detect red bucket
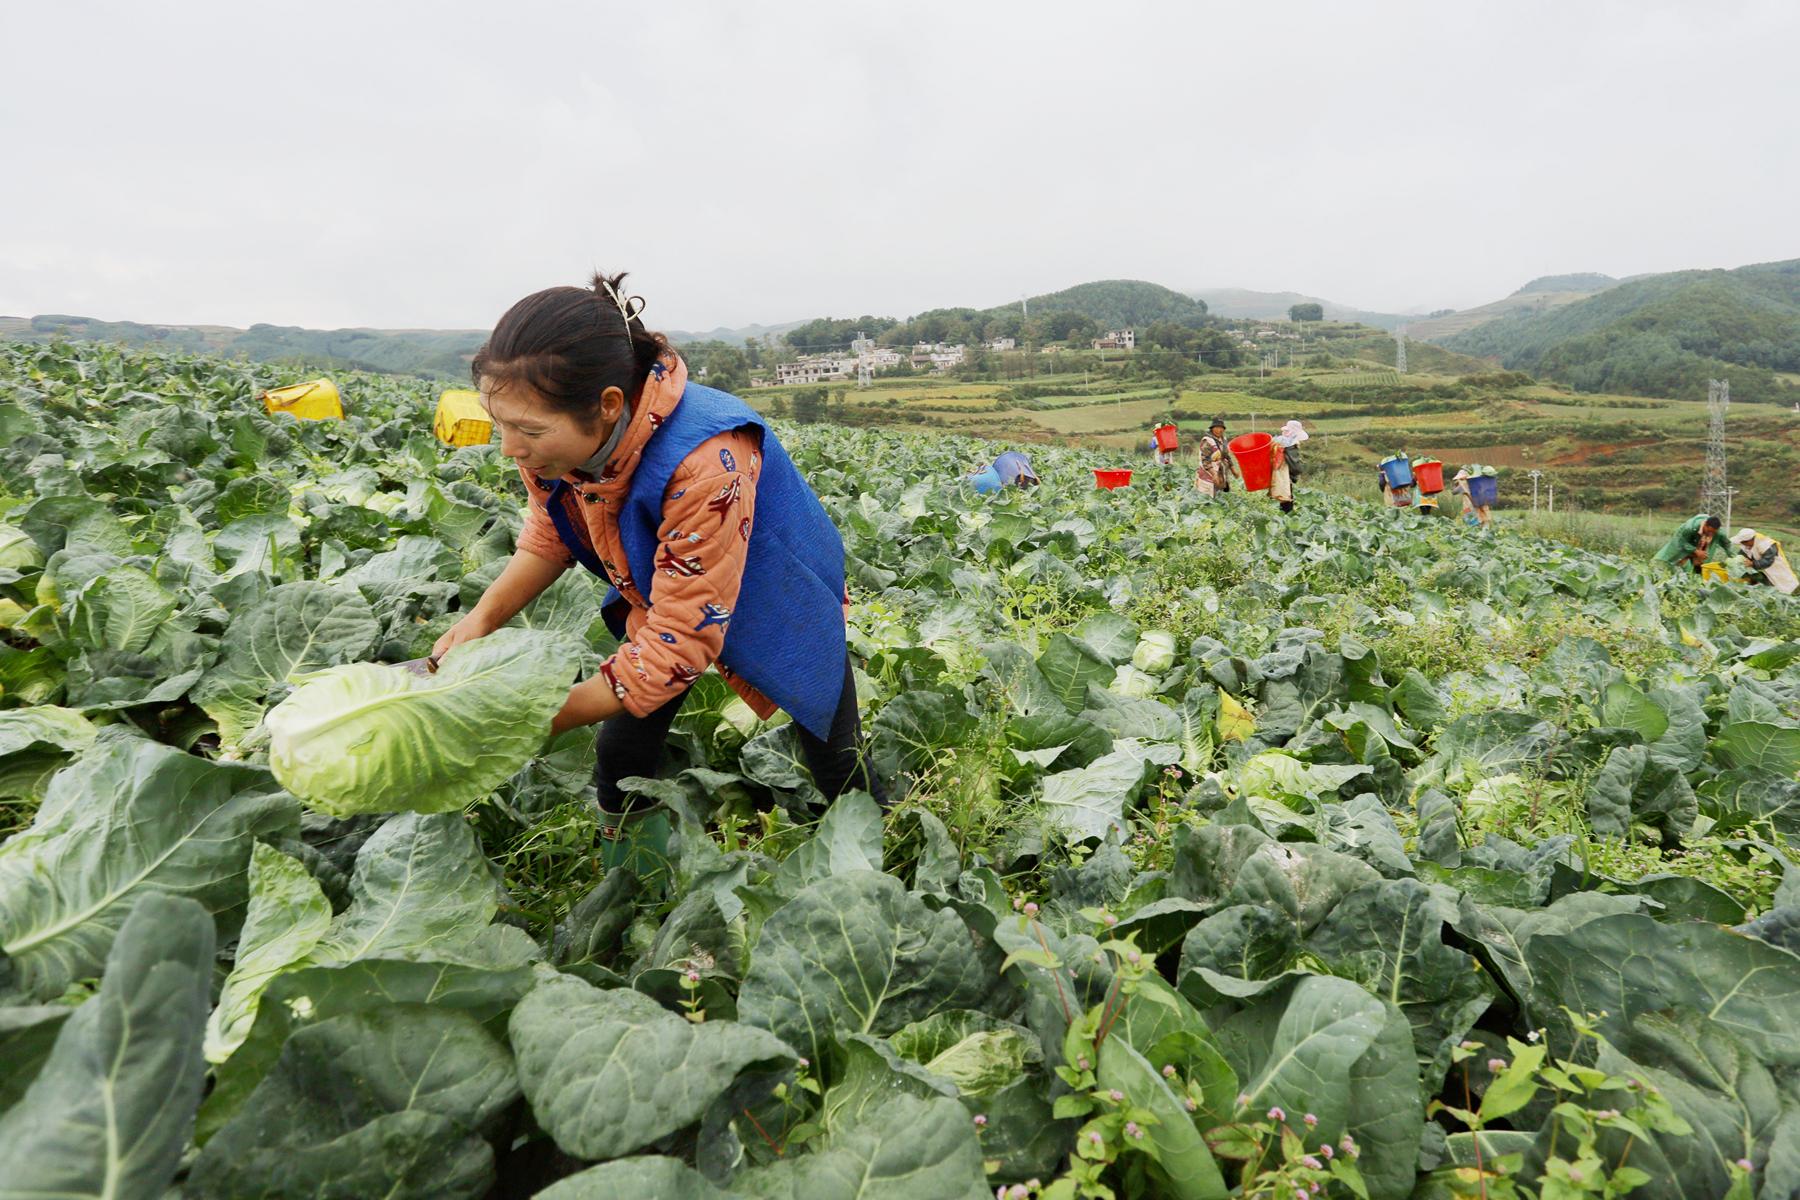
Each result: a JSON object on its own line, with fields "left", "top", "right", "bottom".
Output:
{"left": 1229, "top": 432, "right": 1274, "bottom": 492}
{"left": 1093, "top": 469, "right": 1133, "bottom": 490}
{"left": 1414, "top": 459, "right": 1444, "bottom": 494}
{"left": 1153, "top": 424, "right": 1179, "bottom": 452}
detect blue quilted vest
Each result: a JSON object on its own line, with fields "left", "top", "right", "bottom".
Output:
{"left": 542, "top": 384, "right": 848, "bottom": 739}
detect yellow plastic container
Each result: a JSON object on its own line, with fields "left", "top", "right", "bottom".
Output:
{"left": 434, "top": 389, "right": 493, "bottom": 447}
{"left": 261, "top": 379, "right": 342, "bottom": 421}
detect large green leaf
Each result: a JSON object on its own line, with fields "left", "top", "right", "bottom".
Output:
{"left": 1037, "top": 632, "right": 1114, "bottom": 711}
{"left": 734, "top": 1093, "right": 990, "bottom": 1200}
{"left": 1600, "top": 680, "right": 1669, "bottom": 743}
{"left": 203, "top": 813, "right": 530, "bottom": 1067}
{"left": 1305, "top": 878, "right": 1494, "bottom": 1080}
{"left": 1039, "top": 741, "right": 1177, "bottom": 841}
{"left": 1713, "top": 721, "right": 1800, "bottom": 776}
{"left": 200, "top": 957, "right": 535, "bottom": 1142}
{"left": 1588, "top": 1011, "right": 1791, "bottom": 1200}
{"left": 189, "top": 1005, "right": 516, "bottom": 1200}
{"left": 203, "top": 842, "right": 333, "bottom": 1062}
{"left": 191, "top": 579, "right": 380, "bottom": 747}
{"left": 871, "top": 689, "right": 976, "bottom": 780}
{"left": 66, "top": 563, "right": 176, "bottom": 654}
{"left": 1093, "top": 1034, "right": 1229, "bottom": 1199}
{"left": 266, "top": 626, "right": 576, "bottom": 815}
{"left": 0, "top": 739, "right": 294, "bottom": 1001}
{"left": 0, "top": 1004, "right": 69, "bottom": 1110}
{"left": 738, "top": 870, "right": 993, "bottom": 1064}
{"left": 0, "top": 894, "right": 213, "bottom": 1200}
{"left": 509, "top": 973, "right": 794, "bottom": 1160}
{"left": 1216, "top": 975, "right": 1425, "bottom": 1200}
{"left": 1527, "top": 912, "right": 1800, "bottom": 1065}
{"left": 820, "top": 1031, "right": 959, "bottom": 1132}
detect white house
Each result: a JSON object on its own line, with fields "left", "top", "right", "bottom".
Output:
{"left": 987, "top": 336, "right": 1016, "bottom": 352}
{"left": 909, "top": 343, "right": 966, "bottom": 372}
{"left": 1092, "top": 329, "right": 1136, "bottom": 351}
{"left": 775, "top": 357, "right": 853, "bottom": 385}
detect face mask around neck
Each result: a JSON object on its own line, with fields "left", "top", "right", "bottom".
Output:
{"left": 576, "top": 398, "right": 634, "bottom": 478}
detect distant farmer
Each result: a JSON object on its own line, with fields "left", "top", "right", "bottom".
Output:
{"left": 434, "top": 271, "right": 884, "bottom": 869}
{"left": 1150, "top": 423, "right": 1179, "bottom": 468}
{"left": 1378, "top": 466, "right": 1413, "bottom": 509}
{"left": 1195, "top": 417, "right": 1238, "bottom": 498}
{"left": 1653, "top": 513, "right": 1726, "bottom": 575}
{"left": 1270, "top": 419, "right": 1307, "bottom": 514}
{"left": 1733, "top": 528, "right": 1798, "bottom": 593}
{"left": 969, "top": 449, "right": 1040, "bottom": 493}
{"left": 1451, "top": 469, "right": 1488, "bottom": 527}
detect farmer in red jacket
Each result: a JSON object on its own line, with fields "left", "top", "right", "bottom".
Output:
{"left": 434, "top": 273, "right": 883, "bottom": 866}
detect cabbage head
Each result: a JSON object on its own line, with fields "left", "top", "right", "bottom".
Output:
{"left": 267, "top": 628, "right": 576, "bottom": 816}
{"left": 1131, "top": 630, "right": 1177, "bottom": 674}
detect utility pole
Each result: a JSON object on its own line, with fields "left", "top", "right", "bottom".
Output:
{"left": 852, "top": 332, "right": 872, "bottom": 389}
{"left": 1725, "top": 486, "right": 1740, "bottom": 531}
{"left": 1701, "top": 379, "right": 1730, "bottom": 515}
{"left": 1548, "top": 483, "right": 1555, "bottom": 514}
{"left": 1527, "top": 469, "right": 1543, "bottom": 511}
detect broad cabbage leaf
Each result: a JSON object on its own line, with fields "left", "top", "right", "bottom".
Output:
{"left": 267, "top": 627, "right": 576, "bottom": 815}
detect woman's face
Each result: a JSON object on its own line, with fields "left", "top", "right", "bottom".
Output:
{"left": 480, "top": 379, "right": 625, "bottom": 479}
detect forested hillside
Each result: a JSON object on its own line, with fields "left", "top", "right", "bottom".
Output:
{"left": 1443, "top": 258, "right": 1800, "bottom": 403}
{"left": 780, "top": 280, "right": 1214, "bottom": 353}
{"left": 0, "top": 314, "right": 484, "bottom": 378}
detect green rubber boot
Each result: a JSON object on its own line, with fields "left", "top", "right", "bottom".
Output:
{"left": 598, "top": 807, "right": 672, "bottom": 885}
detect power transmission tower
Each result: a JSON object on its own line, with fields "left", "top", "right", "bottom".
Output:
{"left": 1701, "top": 379, "right": 1730, "bottom": 515}
{"left": 852, "top": 332, "right": 873, "bottom": 389}
{"left": 1394, "top": 325, "right": 1407, "bottom": 375}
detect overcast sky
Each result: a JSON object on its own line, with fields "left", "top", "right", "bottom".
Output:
{"left": 3, "top": 0, "right": 1795, "bottom": 333}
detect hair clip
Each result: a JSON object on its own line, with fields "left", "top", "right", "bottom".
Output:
{"left": 597, "top": 278, "right": 647, "bottom": 332}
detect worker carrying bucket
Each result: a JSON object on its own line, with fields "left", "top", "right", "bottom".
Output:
{"left": 1413, "top": 458, "right": 1444, "bottom": 516}
{"left": 1377, "top": 454, "right": 1413, "bottom": 508}
{"left": 1270, "top": 419, "right": 1307, "bottom": 513}
{"left": 1194, "top": 417, "right": 1239, "bottom": 498}
{"left": 1151, "top": 422, "right": 1180, "bottom": 467}
{"left": 1451, "top": 468, "right": 1494, "bottom": 527}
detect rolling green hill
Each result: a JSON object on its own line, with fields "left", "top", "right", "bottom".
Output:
{"left": 0, "top": 314, "right": 485, "bottom": 378}
{"left": 1403, "top": 274, "right": 1618, "bottom": 341}
{"left": 778, "top": 279, "right": 1220, "bottom": 354}
{"left": 1441, "top": 258, "right": 1800, "bottom": 404}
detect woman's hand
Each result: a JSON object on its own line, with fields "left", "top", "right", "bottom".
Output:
{"left": 432, "top": 610, "right": 497, "bottom": 661}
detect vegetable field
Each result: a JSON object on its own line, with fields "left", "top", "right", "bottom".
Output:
{"left": 4, "top": 340, "right": 1800, "bottom": 1200}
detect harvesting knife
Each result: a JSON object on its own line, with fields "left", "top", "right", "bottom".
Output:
{"left": 395, "top": 655, "right": 440, "bottom": 676}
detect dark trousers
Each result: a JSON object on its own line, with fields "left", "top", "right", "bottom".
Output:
{"left": 596, "top": 653, "right": 885, "bottom": 815}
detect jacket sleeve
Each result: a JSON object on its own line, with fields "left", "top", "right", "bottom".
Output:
{"left": 595, "top": 430, "right": 760, "bottom": 716}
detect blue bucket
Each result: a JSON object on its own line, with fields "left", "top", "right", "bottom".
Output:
{"left": 1379, "top": 455, "right": 1414, "bottom": 489}
{"left": 1470, "top": 475, "right": 1498, "bottom": 507}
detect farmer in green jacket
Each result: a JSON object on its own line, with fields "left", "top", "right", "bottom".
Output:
{"left": 1653, "top": 513, "right": 1726, "bottom": 575}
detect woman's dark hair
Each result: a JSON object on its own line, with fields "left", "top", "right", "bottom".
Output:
{"left": 471, "top": 271, "right": 672, "bottom": 427}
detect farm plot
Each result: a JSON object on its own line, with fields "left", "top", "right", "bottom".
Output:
{"left": 1, "top": 340, "right": 1799, "bottom": 1200}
